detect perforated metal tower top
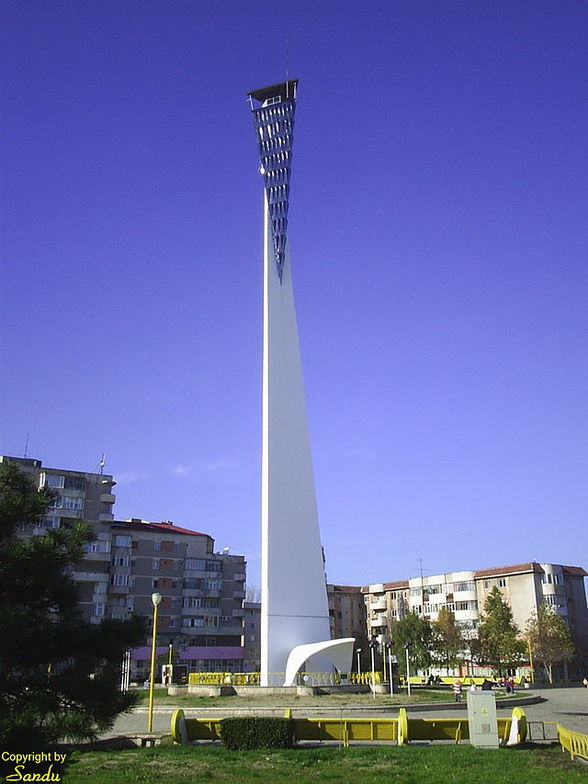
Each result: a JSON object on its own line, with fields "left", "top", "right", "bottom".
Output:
{"left": 247, "top": 80, "right": 298, "bottom": 282}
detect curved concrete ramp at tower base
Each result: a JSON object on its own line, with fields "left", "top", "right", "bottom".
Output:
{"left": 283, "top": 638, "right": 356, "bottom": 687}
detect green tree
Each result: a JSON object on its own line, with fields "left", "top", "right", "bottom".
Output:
{"left": 0, "top": 462, "right": 145, "bottom": 750}
{"left": 526, "top": 602, "right": 575, "bottom": 684}
{"left": 476, "top": 587, "right": 525, "bottom": 675}
{"left": 390, "top": 612, "right": 433, "bottom": 675}
{"left": 431, "top": 606, "right": 465, "bottom": 670}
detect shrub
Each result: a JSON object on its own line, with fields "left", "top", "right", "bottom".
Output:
{"left": 220, "top": 717, "right": 295, "bottom": 750}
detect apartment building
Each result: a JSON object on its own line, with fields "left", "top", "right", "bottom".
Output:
{"left": 362, "top": 561, "right": 588, "bottom": 676}
{"left": 327, "top": 584, "right": 368, "bottom": 646}
{"left": 1, "top": 455, "right": 116, "bottom": 527}
{"left": 243, "top": 601, "right": 261, "bottom": 672}
{"left": 2, "top": 455, "right": 247, "bottom": 678}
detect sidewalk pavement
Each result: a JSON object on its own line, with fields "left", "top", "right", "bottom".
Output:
{"left": 100, "top": 685, "right": 588, "bottom": 740}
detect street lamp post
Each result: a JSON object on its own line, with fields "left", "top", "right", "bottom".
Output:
{"left": 356, "top": 648, "right": 362, "bottom": 678}
{"left": 527, "top": 636, "right": 535, "bottom": 684}
{"left": 405, "top": 644, "right": 411, "bottom": 698}
{"left": 369, "top": 637, "right": 379, "bottom": 699}
{"left": 387, "top": 644, "right": 394, "bottom": 696}
{"left": 147, "top": 592, "right": 162, "bottom": 733}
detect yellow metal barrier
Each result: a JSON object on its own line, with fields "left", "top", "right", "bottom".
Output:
{"left": 348, "top": 671, "right": 383, "bottom": 685}
{"left": 557, "top": 723, "right": 588, "bottom": 762}
{"left": 187, "top": 671, "right": 380, "bottom": 686}
{"left": 188, "top": 672, "right": 261, "bottom": 685}
{"left": 171, "top": 708, "right": 526, "bottom": 747}
{"left": 171, "top": 710, "right": 222, "bottom": 742}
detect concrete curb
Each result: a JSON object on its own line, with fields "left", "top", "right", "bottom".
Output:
{"left": 132, "top": 694, "right": 544, "bottom": 716}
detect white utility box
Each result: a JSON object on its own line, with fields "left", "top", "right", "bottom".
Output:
{"left": 466, "top": 690, "right": 499, "bottom": 748}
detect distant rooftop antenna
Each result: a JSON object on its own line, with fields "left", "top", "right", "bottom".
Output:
{"left": 23, "top": 433, "right": 29, "bottom": 459}
{"left": 99, "top": 454, "right": 106, "bottom": 475}
{"left": 284, "top": 28, "right": 290, "bottom": 82}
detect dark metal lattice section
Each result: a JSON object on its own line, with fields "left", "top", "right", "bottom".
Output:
{"left": 247, "top": 81, "right": 298, "bottom": 282}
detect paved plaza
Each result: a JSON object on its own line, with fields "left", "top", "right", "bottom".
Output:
{"left": 100, "top": 685, "right": 588, "bottom": 741}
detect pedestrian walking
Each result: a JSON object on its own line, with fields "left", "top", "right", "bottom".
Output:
{"left": 453, "top": 679, "right": 462, "bottom": 702}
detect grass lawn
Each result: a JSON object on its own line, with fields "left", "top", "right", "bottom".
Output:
{"left": 133, "top": 688, "right": 510, "bottom": 708}
{"left": 63, "top": 744, "right": 583, "bottom": 784}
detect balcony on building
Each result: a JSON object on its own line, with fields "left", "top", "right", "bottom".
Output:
{"left": 371, "top": 596, "right": 387, "bottom": 611}
{"left": 99, "top": 493, "right": 116, "bottom": 504}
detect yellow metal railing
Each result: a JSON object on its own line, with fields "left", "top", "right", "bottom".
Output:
{"left": 187, "top": 671, "right": 383, "bottom": 686}
{"left": 557, "top": 723, "right": 588, "bottom": 762}
{"left": 170, "top": 707, "right": 526, "bottom": 747}
{"left": 188, "top": 672, "right": 262, "bottom": 685}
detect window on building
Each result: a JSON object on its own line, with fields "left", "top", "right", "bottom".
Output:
{"left": 152, "top": 559, "right": 160, "bottom": 570}
{"left": 206, "top": 579, "right": 221, "bottom": 591}
{"left": 186, "top": 558, "right": 206, "bottom": 571}
{"left": 206, "top": 561, "right": 221, "bottom": 572}
{"left": 112, "top": 554, "right": 130, "bottom": 567}
{"left": 64, "top": 475, "right": 85, "bottom": 491}
{"left": 51, "top": 495, "right": 83, "bottom": 510}
{"left": 499, "top": 578, "right": 507, "bottom": 588}
{"left": 183, "top": 617, "right": 205, "bottom": 628}
{"left": 184, "top": 579, "right": 204, "bottom": 590}
{"left": 453, "top": 581, "right": 475, "bottom": 592}
{"left": 40, "top": 473, "right": 65, "bottom": 489}
{"left": 153, "top": 541, "right": 161, "bottom": 551}
{"left": 93, "top": 603, "right": 105, "bottom": 617}
{"left": 86, "top": 540, "right": 110, "bottom": 553}
{"left": 456, "top": 600, "right": 478, "bottom": 612}
{"left": 114, "top": 535, "right": 132, "bottom": 548}
{"left": 42, "top": 517, "right": 61, "bottom": 529}
{"left": 111, "top": 573, "right": 129, "bottom": 587}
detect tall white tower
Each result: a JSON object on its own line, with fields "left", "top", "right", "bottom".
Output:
{"left": 248, "top": 82, "right": 353, "bottom": 686}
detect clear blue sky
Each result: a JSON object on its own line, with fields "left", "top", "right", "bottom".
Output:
{"left": 2, "top": 1, "right": 587, "bottom": 589}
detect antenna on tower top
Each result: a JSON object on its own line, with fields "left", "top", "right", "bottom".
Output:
{"left": 23, "top": 433, "right": 29, "bottom": 459}
{"left": 284, "top": 28, "right": 290, "bottom": 82}
{"left": 99, "top": 454, "right": 106, "bottom": 475}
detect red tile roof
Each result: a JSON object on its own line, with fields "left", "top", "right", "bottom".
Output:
{"left": 383, "top": 580, "right": 409, "bottom": 590}
{"left": 112, "top": 519, "right": 210, "bottom": 537}
{"left": 474, "top": 562, "right": 544, "bottom": 578}
{"left": 330, "top": 585, "right": 363, "bottom": 593}
{"left": 562, "top": 565, "right": 588, "bottom": 577}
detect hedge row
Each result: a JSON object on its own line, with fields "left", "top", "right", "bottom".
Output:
{"left": 220, "top": 717, "right": 295, "bottom": 750}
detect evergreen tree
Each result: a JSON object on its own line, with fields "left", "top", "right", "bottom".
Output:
{"left": 0, "top": 462, "right": 145, "bottom": 749}
{"left": 526, "top": 602, "right": 575, "bottom": 683}
{"left": 390, "top": 612, "right": 433, "bottom": 675}
{"left": 431, "top": 606, "right": 465, "bottom": 670}
{"left": 476, "top": 587, "right": 525, "bottom": 675}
